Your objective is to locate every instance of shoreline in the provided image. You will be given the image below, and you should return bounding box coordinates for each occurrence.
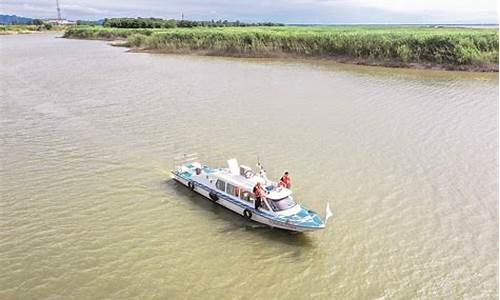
[1,24,70,35]
[63,26,499,73]
[0,30,39,35]
[125,45,498,72]
[0,30,66,36]
[72,37,499,73]
[101,38,498,72]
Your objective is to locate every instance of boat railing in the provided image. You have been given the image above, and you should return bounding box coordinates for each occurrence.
[173,153,199,168]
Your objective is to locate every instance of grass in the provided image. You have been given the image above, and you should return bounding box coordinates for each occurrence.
[63,26,499,71]
[0,25,39,34]
[63,26,155,40]
[0,24,70,35]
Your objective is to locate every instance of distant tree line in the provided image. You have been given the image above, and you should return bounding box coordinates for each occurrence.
[0,14,33,25]
[76,20,98,26]
[103,18,284,28]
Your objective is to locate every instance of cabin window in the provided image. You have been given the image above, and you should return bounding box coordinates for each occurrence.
[270,196,297,211]
[226,183,239,197]
[240,191,253,203]
[216,180,226,191]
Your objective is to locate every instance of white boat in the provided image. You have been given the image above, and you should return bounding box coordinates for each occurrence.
[171,155,332,232]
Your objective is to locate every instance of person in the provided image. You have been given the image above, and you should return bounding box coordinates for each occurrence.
[279,171,291,189]
[253,182,267,210]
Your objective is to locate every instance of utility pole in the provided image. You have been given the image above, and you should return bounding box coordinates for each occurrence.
[181,12,184,20]
[56,0,62,20]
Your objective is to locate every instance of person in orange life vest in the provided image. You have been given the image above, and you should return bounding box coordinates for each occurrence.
[279,171,291,189]
[253,182,267,210]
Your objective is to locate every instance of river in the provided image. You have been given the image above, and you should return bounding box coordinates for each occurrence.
[1,33,498,299]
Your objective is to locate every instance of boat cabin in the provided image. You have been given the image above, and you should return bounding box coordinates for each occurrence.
[190,159,298,214]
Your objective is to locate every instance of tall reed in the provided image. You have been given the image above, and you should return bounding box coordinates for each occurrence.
[64,26,499,69]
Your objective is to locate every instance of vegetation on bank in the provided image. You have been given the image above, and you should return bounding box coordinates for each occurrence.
[0,23,69,35]
[103,17,284,28]
[63,26,499,71]
[63,27,154,39]
[0,24,37,34]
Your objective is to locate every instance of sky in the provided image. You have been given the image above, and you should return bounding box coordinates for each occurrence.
[1,0,498,24]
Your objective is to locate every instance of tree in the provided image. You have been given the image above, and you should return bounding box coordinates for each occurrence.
[32,19,44,25]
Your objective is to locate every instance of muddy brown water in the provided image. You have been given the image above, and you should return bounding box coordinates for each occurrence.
[1,33,498,299]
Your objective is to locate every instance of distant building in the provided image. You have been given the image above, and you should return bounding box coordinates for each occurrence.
[46,19,76,25]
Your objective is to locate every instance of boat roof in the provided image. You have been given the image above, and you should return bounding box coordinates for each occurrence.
[211,168,292,200]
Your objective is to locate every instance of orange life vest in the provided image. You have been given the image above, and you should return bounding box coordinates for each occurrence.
[253,185,264,198]
[280,175,291,188]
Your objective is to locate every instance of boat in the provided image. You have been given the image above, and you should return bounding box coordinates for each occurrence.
[171,155,332,232]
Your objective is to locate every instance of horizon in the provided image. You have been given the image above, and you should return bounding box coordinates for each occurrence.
[1,14,499,26]
[1,0,498,24]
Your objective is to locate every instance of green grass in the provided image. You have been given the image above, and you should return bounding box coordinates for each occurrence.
[63,26,155,39]
[64,26,499,70]
[0,25,39,34]
[0,24,71,34]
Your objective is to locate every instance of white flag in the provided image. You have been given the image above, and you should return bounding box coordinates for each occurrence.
[325,202,333,224]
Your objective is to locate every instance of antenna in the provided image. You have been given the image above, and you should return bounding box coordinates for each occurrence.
[56,0,62,20]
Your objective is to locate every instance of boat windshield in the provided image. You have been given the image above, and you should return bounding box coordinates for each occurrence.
[269,196,297,211]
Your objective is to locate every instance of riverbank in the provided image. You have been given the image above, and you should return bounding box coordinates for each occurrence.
[0,25,38,35]
[64,26,499,72]
[0,24,68,35]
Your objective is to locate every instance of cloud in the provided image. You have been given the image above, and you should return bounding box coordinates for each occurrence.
[1,0,497,23]
[62,4,110,15]
[346,0,497,21]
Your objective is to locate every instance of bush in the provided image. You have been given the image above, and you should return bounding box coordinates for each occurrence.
[127,34,147,47]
